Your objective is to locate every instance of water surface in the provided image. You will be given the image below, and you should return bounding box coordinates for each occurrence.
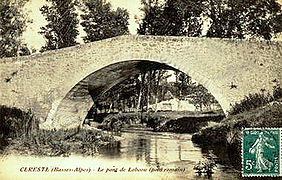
[99,129,241,180]
[0,130,241,180]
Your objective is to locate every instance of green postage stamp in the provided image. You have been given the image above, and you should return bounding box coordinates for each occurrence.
[242,128,281,177]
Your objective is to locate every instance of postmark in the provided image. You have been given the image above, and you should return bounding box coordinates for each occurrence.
[242,128,281,177]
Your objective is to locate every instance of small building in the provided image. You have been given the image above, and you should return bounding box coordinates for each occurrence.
[148,98,196,111]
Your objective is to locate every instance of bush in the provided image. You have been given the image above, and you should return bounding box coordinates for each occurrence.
[97,113,141,131]
[3,126,119,156]
[0,106,119,156]
[230,86,282,115]
[0,105,39,153]
[0,105,39,139]
[229,93,273,115]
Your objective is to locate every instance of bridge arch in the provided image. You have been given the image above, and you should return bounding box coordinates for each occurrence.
[0,35,280,129]
[43,59,225,129]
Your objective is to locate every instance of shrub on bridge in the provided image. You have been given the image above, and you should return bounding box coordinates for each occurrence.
[273,86,282,100]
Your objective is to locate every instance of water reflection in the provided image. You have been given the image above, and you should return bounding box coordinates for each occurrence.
[0,130,241,180]
[100,130,240,179]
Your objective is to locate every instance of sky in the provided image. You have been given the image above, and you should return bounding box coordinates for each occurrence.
[22,0,282,50]
[22,0,144,50]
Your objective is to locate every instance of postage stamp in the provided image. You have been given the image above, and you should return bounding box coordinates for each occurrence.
[242,128,281,177]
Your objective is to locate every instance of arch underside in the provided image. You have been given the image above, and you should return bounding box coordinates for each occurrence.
[43,60,225,129]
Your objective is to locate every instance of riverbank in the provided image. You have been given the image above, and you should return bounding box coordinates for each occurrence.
[0,130,241,180]
[95,110,225,133]
[2,128,120,157]
[155,115,224,133]
[0,106,120,157]
[192,102,282,169]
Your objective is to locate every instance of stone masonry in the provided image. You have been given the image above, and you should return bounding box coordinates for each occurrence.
[0,35,281,129]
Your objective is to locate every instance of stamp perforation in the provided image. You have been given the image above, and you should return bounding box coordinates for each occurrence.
[279,128,282,176]
[242,128,281,177]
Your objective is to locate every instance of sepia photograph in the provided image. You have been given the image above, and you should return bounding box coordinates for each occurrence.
[0,0,281,179]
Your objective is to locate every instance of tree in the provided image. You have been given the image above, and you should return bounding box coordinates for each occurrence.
[189,84,218,111]
[206,0,282,40]
[80,0,129,43]
[174,71,192,99]
[0,0,30,58]
[39,0,79,52]
[138,0,180,35]
[138,0,205,36]
[138,0,282,40]
[170,0,205,37]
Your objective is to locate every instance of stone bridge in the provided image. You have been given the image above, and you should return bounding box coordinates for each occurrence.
[0,35,281,129]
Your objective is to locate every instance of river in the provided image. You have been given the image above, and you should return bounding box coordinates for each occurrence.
[0,129,241,180]
[98,129,241,179]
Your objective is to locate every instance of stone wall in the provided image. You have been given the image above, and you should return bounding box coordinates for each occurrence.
[0,35,281,129]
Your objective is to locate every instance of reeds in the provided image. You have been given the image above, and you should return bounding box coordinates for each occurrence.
[0,106,119,156]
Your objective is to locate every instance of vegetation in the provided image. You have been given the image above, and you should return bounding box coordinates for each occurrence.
[80,0,129,43]
[40,0,80,51]
[5,128,119,156]
[138,0,203,36]
[138,0,282,40]
[39,0,129,50]
[206,0,282,40]
[192,86,281,169]
[192,97,282,169]
[87,69,219,118]
[95,110,224,134]
[96,113,142,132]
[0,0,30,58]
[156,116,223,133]
[229,86,282,115]
[0,106,37,149]
[0,106,119,156]
[194,159,217,178]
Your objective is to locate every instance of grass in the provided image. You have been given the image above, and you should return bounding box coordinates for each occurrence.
[229,86,282,115]
[192,102,282,169]
[191,86,282,170]
[0,105,119,156]
[0,106,38,139]
[4,128,119,157]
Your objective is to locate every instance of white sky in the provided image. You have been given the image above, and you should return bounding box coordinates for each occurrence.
[22,0,282,50]
[22,0,144,50]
